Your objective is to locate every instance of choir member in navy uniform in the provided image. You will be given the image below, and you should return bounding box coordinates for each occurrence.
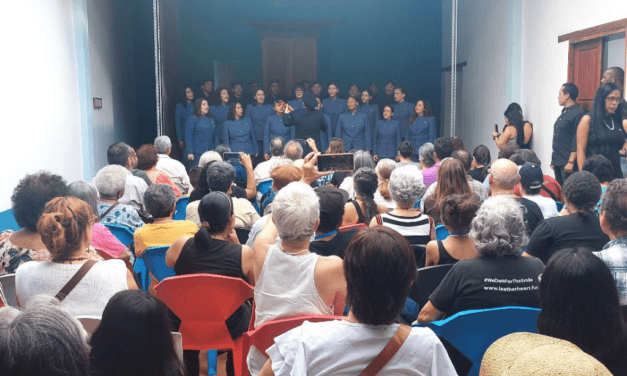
[315,97,334,152]
[335,96,371,152]
[263,100,294,159]
[311,82,323,99]
[383,80,396,108]
[245,89,274,162]
[198,79,213,103]
[210,86,230,143]
[406,99,436,155]
[322,81,348,135]
[288,84,305,110]
[392,87,413,138]
[283,92,328,155]
[373,105,401,161]
[265,79,285,104]
[348,83,360,99]
[244,80,260,106]
[185,98,219,167]
[358,89,380,136]
[175,86,194,150]
[223,101,258,156]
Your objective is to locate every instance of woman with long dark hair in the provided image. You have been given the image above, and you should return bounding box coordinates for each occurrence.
[537,248,627,375]
[174,86,194,149]
[185,98,218,167]
[89,290,185,376]
[263,100,294,159]
[576,83,627,179]
[223,101,258,156]
[492,102,533,149]
[406,99,436,155]
[341,168,387,227]
[210,86,231,142]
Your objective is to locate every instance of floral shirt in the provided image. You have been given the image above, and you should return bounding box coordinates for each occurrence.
[98,202,145,232]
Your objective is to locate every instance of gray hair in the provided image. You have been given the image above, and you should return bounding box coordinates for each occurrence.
[0,296,90,376]
[272,182,320,243]
[94,165,127,198]
[67,181,100,217]
[418,143,435,168]
[207,161,235,193]
[354,150,375,171]
[143,184,176,219]
[388,165,425,209]
[154,135,172,154]
[198,151,222,167]
[270,137,285,157]
[470,196,527,257]
[284,140,303,161]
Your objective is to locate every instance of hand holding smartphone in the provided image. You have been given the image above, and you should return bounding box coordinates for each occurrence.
[317,153,355,172]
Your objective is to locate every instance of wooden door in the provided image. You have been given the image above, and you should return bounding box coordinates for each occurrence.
[262,37,317,94]
[568,39,602,112]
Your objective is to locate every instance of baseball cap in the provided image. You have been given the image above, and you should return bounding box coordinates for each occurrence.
[519,162,543,191]
[314,185,349,222]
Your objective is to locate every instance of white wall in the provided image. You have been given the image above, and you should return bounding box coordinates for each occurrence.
[0,0,84,211]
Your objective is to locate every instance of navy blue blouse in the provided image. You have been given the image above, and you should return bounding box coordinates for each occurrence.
[245,104,274,142]
[335,111,371,151]
[288,99,304,111]
[392,101,414,137]
[263,114,294,154]
[322,97,348,134]
[373,119,401,159]
[185,115,219,156]
[406,116,436,154]
[358,103,380,136]
[223,117,258,155]
[175,102,194,142]
[210,104,230,142]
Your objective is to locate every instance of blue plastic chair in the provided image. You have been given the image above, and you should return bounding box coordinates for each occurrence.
[142,246,176,282]
[173,196,190,220]
[555,201,563,212]
[104,223,134,247]
[420,306,541,376]
[435,224,449,240]
[132,258,150,291]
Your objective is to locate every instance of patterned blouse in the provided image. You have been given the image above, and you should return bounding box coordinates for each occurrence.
[97,202,145,232]
[145,167,181,197]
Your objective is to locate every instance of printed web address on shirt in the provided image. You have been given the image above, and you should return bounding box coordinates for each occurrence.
[484,286,539,292]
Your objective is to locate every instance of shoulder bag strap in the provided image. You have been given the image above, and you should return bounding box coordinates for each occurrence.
[54,260,97,302]
[359,324,411,376]
[99,202,120,221]
[540,184,557,201]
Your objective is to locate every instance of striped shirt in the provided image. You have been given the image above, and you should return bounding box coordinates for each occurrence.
[379,212,432,246]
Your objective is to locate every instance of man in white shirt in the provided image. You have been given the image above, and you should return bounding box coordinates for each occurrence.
[154,135,191,194]
[519,162,559,219]
[107,142,148,211]
[254,137,286,184]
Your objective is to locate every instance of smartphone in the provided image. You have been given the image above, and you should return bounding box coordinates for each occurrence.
[223,152,241,166]
[494,124,499,133]
[317,153,355,172]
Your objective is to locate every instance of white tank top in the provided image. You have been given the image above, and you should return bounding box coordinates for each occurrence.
[16,260,128,317]
[254,243,333,327]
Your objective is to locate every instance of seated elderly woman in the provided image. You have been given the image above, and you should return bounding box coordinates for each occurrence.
[93,165,145,232]
[418,196,545,323]
[258,227,457,376]
[136,144,181,197]
[341,167,387,227]
[418,142,436,171]
[249,182,347,375]
[15,197,137,316]
[524,171,609,263]
[537,248,627,375]
[89,290,185,376]
[425,193,480,266]
[0,297,90,376]
[1,172,68,275]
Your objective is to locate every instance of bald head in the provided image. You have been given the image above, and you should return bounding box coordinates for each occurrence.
[490,159,520,191]
[601,67,625,90]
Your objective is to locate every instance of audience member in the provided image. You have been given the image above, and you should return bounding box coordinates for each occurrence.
[537,248,627,375]
[136,144,181,197]
[417,142,435,171]
[497,142,520,160]
[425,193,480,266]
[582,154,614,213]
[250,182,347,375]
[337,150,376,197]
[259,227,457,376]
[198,150,222,167]
[283,139,303,162]
[418,196,544,323]
[107,142,149,211]
[341,167,387,227]
[309,186,357,258]
[594,179,627,308]
[525,171,608,263]
[510,149,563,201]
[423,158,472,224]
[489,159,543,236]
[254,136,285,183]
[155,135,191,194]
[89,290,185,376]
[518,162,558,219]
[373,158,396,210]
[1,172,68,275]
[187,166,202,191]
[93,165,145,231]
[422,137,453,187]
[468,144,491,182]
[16,197,136,316]
[0,297,90,376]
[396,140,418,167]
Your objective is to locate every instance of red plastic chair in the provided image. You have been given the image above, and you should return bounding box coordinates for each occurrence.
[238,315,342,376]
[154,274,254,376]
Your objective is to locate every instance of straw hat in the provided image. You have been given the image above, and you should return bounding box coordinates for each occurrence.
[480,332,612,376]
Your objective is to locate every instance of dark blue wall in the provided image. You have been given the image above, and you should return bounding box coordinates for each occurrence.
[177,0,442,123]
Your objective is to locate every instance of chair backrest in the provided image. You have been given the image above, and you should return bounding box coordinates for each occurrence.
[132,258,150,291]
[411,244,427,269]
[104,223,135,247]
[143,246,176,282]
[0,273,17,307]
[408,264,454,308]
[339,223,367,232]
[435,224,449,240]
[173,196,190,220]
[76,315,102,335]
[235,228,251,245]
[424,306,541,376]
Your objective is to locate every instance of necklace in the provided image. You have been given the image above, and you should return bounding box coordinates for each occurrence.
[55,256,89,263]
[314,230,338,240]
[449,230,470,237]
[604,115,615,131]
[278,243,309,256]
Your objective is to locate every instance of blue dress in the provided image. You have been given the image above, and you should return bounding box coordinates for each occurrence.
[245,104,274,143]
[288,99,304,111]
[373,119,401,159]
[406,115,436,155]
[223,117,258,155]
[358,103,380,136]
[185,115,219,167]
[210,104,230,143]
[322,97,348,134]
[335,112,371,151]
[320,114,333,152]
[263,114,294,154]
[175,102,194,143]
[392,101,414,138]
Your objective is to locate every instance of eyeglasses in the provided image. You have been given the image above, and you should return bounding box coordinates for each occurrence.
[606,96,623,104]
